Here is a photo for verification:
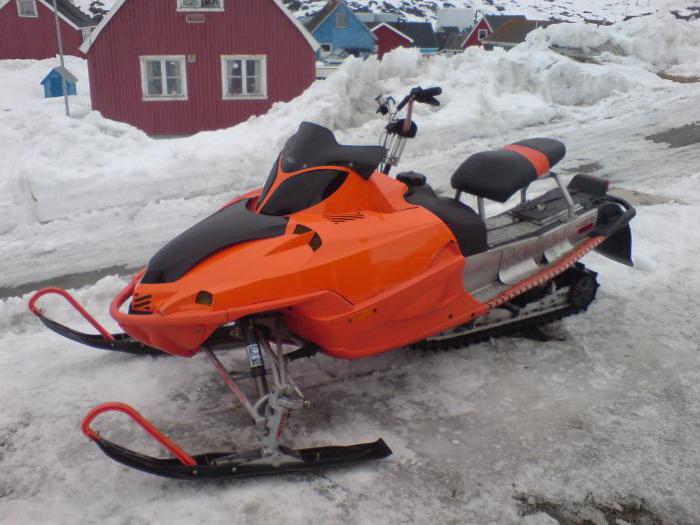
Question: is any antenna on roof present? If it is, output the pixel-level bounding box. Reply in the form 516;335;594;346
51;0;70;117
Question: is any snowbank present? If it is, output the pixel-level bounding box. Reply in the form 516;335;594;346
1;16;685;230
540;14;700;75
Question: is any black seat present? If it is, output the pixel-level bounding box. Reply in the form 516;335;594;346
401;174;487;256
451;138;566;203
282;122;387;178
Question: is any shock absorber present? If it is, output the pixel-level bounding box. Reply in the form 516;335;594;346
241;319;269;397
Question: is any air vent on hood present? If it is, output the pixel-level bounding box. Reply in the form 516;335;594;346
130;294;152;314
324;212;365;224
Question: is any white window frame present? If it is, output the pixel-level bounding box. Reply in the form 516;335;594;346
177;0;224;12
220;55;268;101
16;0;38;18
478;28;488;40
139;56;188;102
81;28;92;44
335;12;348;28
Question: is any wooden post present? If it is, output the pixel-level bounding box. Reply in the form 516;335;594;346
51;0;70;117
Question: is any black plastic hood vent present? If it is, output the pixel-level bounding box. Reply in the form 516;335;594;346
142;200;288;284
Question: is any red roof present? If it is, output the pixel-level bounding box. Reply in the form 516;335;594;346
81;0;318;53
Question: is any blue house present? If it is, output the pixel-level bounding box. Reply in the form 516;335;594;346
304;0;376;57
40;67;78;98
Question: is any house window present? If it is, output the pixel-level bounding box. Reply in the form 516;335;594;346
477;29;488;40
16;0;37;17
335;12;347;28
177;0;223;11
320;43;332;54
221;56;267;100
140;56;188;101
81;28;92;44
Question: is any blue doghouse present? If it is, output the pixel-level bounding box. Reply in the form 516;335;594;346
41;67;78;98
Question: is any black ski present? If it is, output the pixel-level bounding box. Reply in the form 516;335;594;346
91;436;392;480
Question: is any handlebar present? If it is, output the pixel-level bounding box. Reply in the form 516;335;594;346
378;86;443;174
417;86;442;98
396;86;442;111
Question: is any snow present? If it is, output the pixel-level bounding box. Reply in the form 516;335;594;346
541;15;700;75
69;0;118;15
3;15;695;288
287;0;700;24
436;7;477;30
1;13;700;524
66;0;700;25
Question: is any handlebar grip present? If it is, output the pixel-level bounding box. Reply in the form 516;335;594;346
396;86;443;111
420;87;442;97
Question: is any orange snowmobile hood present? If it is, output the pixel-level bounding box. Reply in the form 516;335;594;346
111;167;466;356
110;122;474;357
139;199;289;285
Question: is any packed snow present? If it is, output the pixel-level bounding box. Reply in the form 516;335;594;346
3;15;700;289
542;14;700;75
1;13;700;524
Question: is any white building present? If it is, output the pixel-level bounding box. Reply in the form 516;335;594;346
436;7;476;31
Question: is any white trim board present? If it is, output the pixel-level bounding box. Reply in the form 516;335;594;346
139;55;189;101
220;54;268;100
370;22;414;43
80;0;319;54
307;1;377;42
306;0;339;32
37;0;79;30
460;15;494;49
0;0;94;31
176;0;224;12
17;0;38;18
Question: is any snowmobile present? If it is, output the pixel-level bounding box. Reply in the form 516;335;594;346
29;86;635;480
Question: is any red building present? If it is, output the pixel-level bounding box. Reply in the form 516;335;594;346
370;22;412;58
81;0;319;136
0;0;95;59
462;14;525;48
369;21;439;58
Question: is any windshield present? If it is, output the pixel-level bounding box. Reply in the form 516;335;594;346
280;122;386;178
257;157;279;207
259;170;348;216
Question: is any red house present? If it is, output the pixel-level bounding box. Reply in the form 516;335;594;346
369;21;439;58
0;0;95;59
81;0;319;136
370;22;412;59
462;14;525;49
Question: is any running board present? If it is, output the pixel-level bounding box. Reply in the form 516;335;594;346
416;264;598;350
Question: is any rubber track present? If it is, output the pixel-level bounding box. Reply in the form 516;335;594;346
411;304;583;351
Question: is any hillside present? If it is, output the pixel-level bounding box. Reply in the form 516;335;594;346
70;0;700;23
282;0;700;22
